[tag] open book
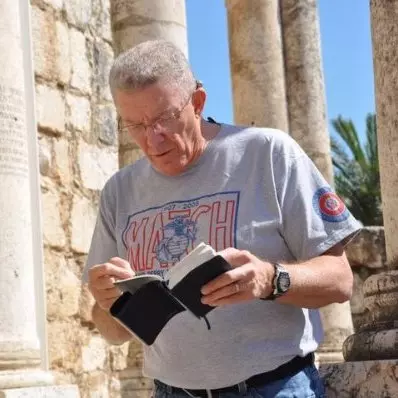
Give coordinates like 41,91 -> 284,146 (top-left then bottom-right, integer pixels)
109,243 -> 231,345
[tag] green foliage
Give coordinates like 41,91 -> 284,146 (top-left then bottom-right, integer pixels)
331,113 -> 383,226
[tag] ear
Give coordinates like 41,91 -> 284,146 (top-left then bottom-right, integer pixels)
192,87 -> 206,117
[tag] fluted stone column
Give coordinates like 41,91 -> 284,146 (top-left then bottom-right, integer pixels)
0,1 -> 78,396
280,0 -> 353,365
320,2 -> 398,396
343,0 -> 398,363
111,0 -> 188,168
225,0 -> 289,131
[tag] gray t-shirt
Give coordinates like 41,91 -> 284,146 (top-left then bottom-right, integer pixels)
84,124 -> 361,389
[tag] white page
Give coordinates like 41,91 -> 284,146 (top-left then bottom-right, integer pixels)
114,274 -> 163,295
166,242 -> 217,289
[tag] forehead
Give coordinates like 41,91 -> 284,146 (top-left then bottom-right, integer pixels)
115,82 -> 184,122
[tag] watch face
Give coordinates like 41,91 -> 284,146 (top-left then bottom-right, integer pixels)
278,272 -> 291,292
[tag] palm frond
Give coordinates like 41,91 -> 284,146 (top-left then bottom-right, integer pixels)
331,113 -> 382,226
332,116 -> 368,172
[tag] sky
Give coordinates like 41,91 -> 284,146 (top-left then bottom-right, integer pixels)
185,0 -> 375,142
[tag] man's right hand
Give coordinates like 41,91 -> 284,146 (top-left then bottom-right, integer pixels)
88,257 -> 135,311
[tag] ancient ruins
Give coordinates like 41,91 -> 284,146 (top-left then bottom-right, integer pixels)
0,1 -> 396,397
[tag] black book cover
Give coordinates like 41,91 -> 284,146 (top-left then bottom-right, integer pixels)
110,243 -> 231,345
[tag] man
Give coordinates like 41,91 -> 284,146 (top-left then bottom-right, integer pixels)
84,40 -> 361,398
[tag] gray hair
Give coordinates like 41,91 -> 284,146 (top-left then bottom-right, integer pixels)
109,40 -> 197,102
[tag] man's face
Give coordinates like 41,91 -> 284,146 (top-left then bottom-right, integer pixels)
115,82 -> 204,176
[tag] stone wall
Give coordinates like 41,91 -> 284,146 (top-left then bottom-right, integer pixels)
31,0 -> 148,396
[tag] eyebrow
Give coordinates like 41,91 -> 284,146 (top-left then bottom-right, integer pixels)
124,106 -> 177,126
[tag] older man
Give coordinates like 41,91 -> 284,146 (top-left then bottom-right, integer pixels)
84,40 -> 361,398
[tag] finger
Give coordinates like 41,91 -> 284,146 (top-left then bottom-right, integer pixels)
201,266 -> 248,295
89,263 -> 133,281
92,275 -> 116,290
99,296 -> 121,311
94,286 -> 121,300
202,281 -> 252,305
207,290 -> 253,307
109,257 -> 134,271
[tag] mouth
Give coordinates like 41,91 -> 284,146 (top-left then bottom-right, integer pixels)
152,149 -> 173,158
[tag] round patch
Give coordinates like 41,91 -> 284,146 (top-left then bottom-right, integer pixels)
312,187 -> 349,222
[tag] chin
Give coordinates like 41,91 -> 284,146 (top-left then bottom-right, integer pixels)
152,160 -> 187,177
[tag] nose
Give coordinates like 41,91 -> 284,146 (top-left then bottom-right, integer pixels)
146,124 -> 166,148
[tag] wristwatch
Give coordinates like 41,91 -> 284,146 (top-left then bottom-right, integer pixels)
264,262 -> 291,300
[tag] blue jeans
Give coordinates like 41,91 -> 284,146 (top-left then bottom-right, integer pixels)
153,364 -> 326,398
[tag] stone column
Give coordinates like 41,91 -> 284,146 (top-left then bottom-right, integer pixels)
110,0 -> 188,168
225,0 -> 289,131
280,0 -> 353,364
0,1 -> 78,396
320,1 -> 398,396
343,0 -> 398,363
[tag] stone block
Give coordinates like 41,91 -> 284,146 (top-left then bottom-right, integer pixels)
79,284 -> 95,324
0,385 -> 80,398
31,6 -> 57,81
346,227 -> 386,268
119,371 -> 152,388
38,137 -> 52,177
126,340 -> 144,369
109,344 -> 129,371
42,0 -> 64,10
78,141 -> 118,190
93,40 -> 114,102
36,85 -> 65,133
53,138 -> 71,185
79,372 -> 110,398
94,104 -> 117,145
64,0 -> 92,30
119,147 -> 143,168
45,251 -> 80,319
93,0 -> 113,42
47,319 -> 83,371
82,335 -> 108,372
320,359 -> 398,398
56,21 -> 71,85
66,93 -> 91,132
109,376 -> 121,398
70,29 -> 91,94
41,188 -> 66,248
119,370 -> 153,396
70,194 -> 98,253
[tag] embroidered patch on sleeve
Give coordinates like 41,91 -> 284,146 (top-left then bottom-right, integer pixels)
312,187 -> 349,222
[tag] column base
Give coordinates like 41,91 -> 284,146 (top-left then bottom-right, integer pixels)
0,370 -> 80,397
0,385 -> 80,398
319,359 -> 398,398
343,328 -> 398,361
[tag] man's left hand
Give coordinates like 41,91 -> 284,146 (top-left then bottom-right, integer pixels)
201,248 -> 275,306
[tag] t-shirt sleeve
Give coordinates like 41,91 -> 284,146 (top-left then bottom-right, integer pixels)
82,178 -> 119,283
275,135 -> 362,261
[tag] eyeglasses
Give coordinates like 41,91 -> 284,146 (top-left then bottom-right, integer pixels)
118,91 -> 194,137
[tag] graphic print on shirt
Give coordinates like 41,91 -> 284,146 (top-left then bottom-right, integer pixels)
122,191 -> 240,277
312,186 -> 349,223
